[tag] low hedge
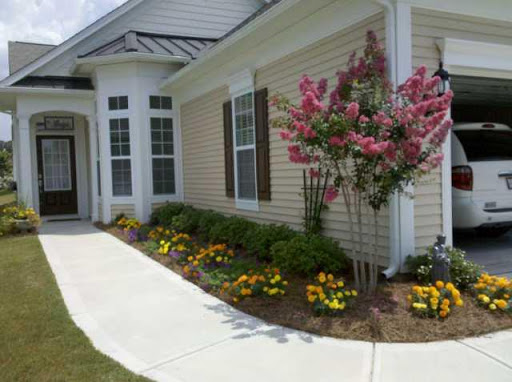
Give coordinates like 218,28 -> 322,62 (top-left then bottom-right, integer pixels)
151,203 -> 348,276
271,235 -> 349,276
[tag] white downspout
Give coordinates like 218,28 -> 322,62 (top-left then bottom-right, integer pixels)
373,0 -> 401,279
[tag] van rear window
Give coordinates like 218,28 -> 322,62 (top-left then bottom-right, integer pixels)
454,130 -> 512,161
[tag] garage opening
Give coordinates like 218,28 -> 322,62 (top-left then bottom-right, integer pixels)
450,75 -> 512,277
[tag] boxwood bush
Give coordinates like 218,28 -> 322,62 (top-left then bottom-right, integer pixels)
243,224 -> 299,261
197,210 -> 227,241
171,206 -> 202,233
150,203 -> 186,226
271,234 -> 348,276
208,216 -> 258,247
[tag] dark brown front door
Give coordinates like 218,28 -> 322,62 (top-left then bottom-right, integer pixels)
36,136 -> 78,215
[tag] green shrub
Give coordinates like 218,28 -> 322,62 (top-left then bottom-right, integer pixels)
150,203 -> 186,226
243,224 -> 298,261
171,206 -> 202,233
271,234 -> 348,276
405,247 -> 482,290
198,211 -> 227,241
137,225 -> 153,241
208,216 -> 258,247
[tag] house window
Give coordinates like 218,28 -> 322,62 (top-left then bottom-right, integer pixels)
233,92 -> 257,203
110,118 -> 132,196
108,96 -> 128,111
149,95 -> 172,110
150,117 -> 175,195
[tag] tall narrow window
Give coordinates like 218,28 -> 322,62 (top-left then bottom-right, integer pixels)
151,117 -> 175,195
110,118 -> 132,196
233,92 -> 257,204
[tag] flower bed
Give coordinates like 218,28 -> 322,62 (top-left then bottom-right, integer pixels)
1,204 -> 41,237
98,203 -> 512,343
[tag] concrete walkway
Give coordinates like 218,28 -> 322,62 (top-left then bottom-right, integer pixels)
39,220 -> 512,382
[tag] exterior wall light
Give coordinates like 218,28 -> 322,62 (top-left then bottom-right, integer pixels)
434,61 -> 451,96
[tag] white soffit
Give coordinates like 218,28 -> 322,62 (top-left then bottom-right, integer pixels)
437,38 -> 512,79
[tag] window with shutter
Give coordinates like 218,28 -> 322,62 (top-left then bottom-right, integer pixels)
223,87 -> 270,208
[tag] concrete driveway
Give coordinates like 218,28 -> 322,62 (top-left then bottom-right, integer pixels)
454,230 -> 512,278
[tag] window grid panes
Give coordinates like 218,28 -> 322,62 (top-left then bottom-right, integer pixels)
151,117 -> 175,195
108,96 -> 128,110
234,93 -> 255,147
233,92 -> 257,202
112,159 -> 132,196
42,139 -> 72,192
109,118 -> 132,196
149,95 -> 173,110
110,119 -> 130,157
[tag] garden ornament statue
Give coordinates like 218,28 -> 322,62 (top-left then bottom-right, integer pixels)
431,234 -> 451,283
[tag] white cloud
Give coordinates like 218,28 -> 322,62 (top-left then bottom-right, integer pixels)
0,0 -> 128,141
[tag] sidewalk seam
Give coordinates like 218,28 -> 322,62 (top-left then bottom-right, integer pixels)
456,340 -> 512,370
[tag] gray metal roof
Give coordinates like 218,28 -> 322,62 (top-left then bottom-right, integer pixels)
78,31 -> 217,60
13,76 -> 94,90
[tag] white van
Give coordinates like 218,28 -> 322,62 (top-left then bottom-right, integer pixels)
451,123 -> 512,236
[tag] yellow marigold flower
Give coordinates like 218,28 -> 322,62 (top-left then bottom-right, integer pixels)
316,286 -> 323,294
345,291 -> 351,296
270,279 -> 276,285
439,310 -> 447,318
455,299 -> 464,307
430,297 -> 439,305
306,285 -> 316,292
442,299 -> 450,306
323,299 -> 330,305
337,281 -> 345,288
483,296 -> 491,304
282,281 -> 288,286
336,292 -> 343,299
496,300 -> 507,310
318,273 -> 326,283
327,274 -> 334,282
446,282 -> 455,291
489,303 -> 497,311
319,293 -> 326,301
351,290 -> 358,297
263,287 -> 269,292
308,295 -> 316,303
435,281 -> 444,289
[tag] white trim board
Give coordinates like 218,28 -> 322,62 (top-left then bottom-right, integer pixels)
0,0 -> 145,87
437,38 -> 512,79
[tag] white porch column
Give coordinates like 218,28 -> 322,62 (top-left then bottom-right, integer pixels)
87,115 -> 99,221
11,116 -> 19,185
17,114 -> 34,208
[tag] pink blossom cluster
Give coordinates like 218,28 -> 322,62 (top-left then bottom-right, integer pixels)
272,30 -> 453,205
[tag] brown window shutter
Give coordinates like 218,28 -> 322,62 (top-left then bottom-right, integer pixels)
254,88 -> 271,201
223,100 -> 235,198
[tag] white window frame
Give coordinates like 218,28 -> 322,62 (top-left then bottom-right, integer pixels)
108,102 -> 133,197
150,115 -> 176,196
231,88 -> 259,211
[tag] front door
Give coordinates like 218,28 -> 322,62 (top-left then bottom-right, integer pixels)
36,136 -> 78,215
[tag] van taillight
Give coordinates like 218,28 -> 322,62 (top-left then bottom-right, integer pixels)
452,166 -> 473,191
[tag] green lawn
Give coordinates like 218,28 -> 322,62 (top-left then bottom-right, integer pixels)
0,189 -> 15,207
0,235 -> 151,382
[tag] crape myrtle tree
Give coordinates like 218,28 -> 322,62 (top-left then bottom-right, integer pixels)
271,31 -> 453,293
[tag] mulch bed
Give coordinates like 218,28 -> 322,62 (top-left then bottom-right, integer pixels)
99,224 -> 512,343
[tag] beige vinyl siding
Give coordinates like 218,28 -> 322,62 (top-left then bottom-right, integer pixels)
182,13 -> 390,265
111,204 -> 135,219
411,8 -> 512,254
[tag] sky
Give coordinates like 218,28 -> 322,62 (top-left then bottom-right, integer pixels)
0,0 -> 128,141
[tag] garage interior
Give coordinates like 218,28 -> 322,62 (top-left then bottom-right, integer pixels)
450,75 -> 512,277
